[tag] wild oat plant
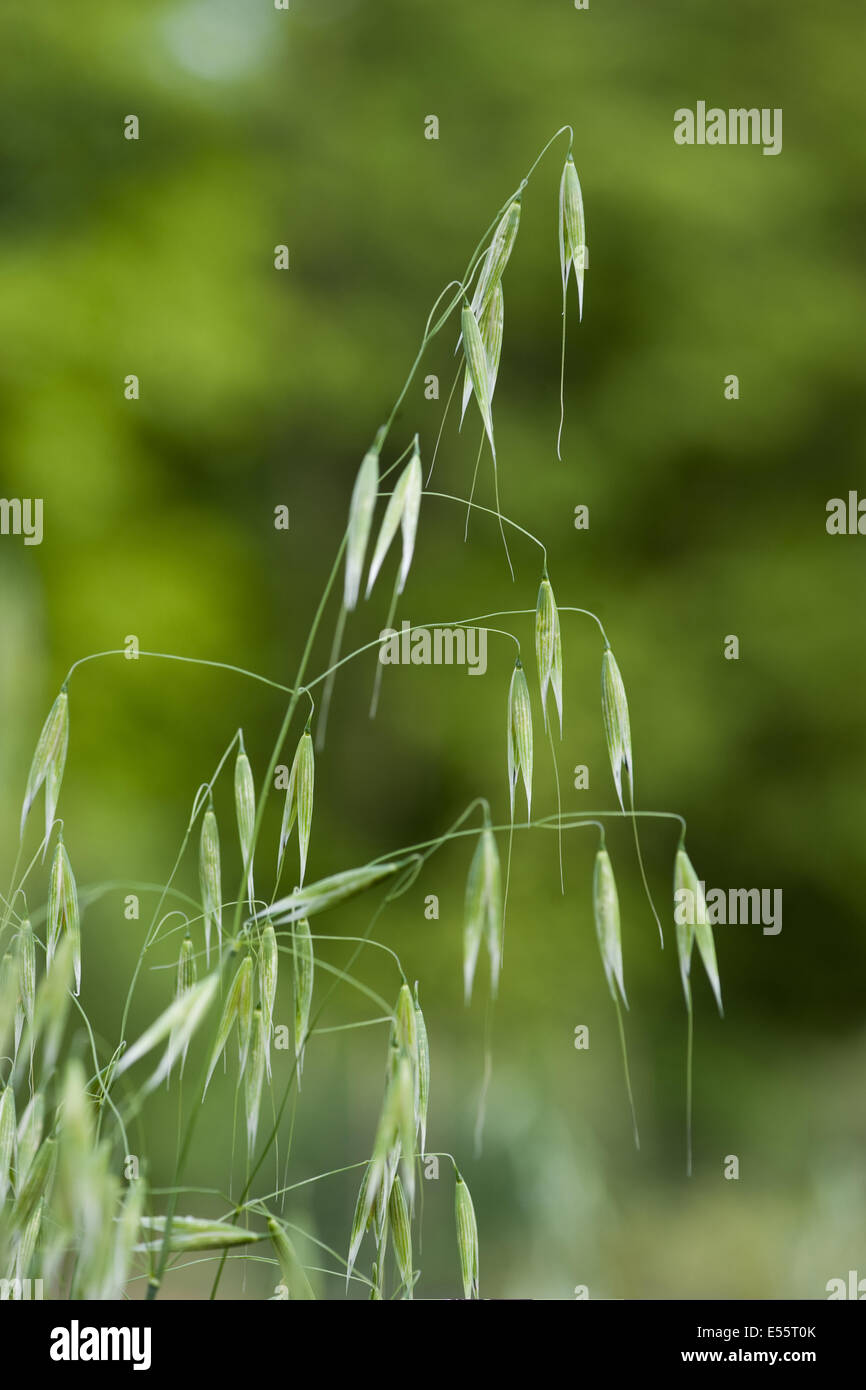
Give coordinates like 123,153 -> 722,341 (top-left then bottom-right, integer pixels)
0,129 -> 722,1301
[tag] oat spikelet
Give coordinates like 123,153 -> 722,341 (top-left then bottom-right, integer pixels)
593,848 -> 628,1008
461,283 -> 504,425
454,1171 -> 479,1299
20,689 -> 68,842
601,648 -> 632,811
260,921 -> 278,1078
463,826 -> 503,1003
277,729 -> 314,886
47,839 -> 80,993
472,198 -> 520,317
203,954 -> 253,1094
366,440 -> 423,598
413,983 -> 430,1156
388,1174 -> 413,1295
244,1006 -> 266,1153
461,301 -> 496,460
0,1085 -> 17,1204
535,577 -> 563,736
136,1216 -> 268,1253
344,445 -> 380,611
267,1217 -> 315,1300
117,974 -> 218,1091
199,807 -> 222,965
507,659 -> 533,818
559,153 -> 587,319
292,917 -> 314,1082
234,745 -> 256,908
674,848 -> 723,1016
256,860 -> 401,927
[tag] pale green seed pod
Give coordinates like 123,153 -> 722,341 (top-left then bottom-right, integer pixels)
292,918 -> 314,1082
535,577 -> 563,736
0,1084 -> 17,1204
57,1059 -> 95,1228
471,198 -> 520,318
414,984 -> 430,1154
20,689 -> 68,841
455,1172 -> 479,1299
268,1217 -> 315,1300
295,731 -> 314,886
47,840 -> 80,992
137,1215 -> 268,1253
0,952 -> 17,1070
462,283 -> 504,425
117,974 -> 218,1092
199,808 -> 222,965
461,302 -> 496,459
176,935 -> 196,998
234,746 -> 256,907
593,848 -> 627,1008
674,848 -> 723,1016
108,1178 -> 146,1297
344,447 -> 380,611
34,934 -> 75,1071
395,1054 -> 416,1209
16,1093 -> 44,1187
601,648 -> 632,811
245,1006 -> 266,1153
14,1198 -> 43,1281
388,1174 -> 413,1294
204,954 -> 253,1093
366,443 -> 423,598
507,660 -> 534,819
347,1157 -> 378,1287
12,1136 -> 57,1231
258,861 -> 402,927
559,153 -> 587,319
463,826 -> 503,1004
260,921 -> 278,1078
18,919 -> 36,1028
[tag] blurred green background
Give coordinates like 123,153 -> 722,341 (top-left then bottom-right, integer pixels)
1,0 -> 865,1299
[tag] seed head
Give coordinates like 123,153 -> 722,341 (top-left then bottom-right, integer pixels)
674,848 -> 723,1015
507,659 -> 534,819
268,1217 -> 315,1300
234,746 -> 256,907
463,826 -> 503,1003
277,729 -> 315,887
601,648 -> 632,811
204,954 -> 253,1094
559,153 -> 587,319
257,860 -> 402,927
344,445 -> 380,611
0,1085 -> 17,1204
593,848 -> 628,1008
535,577 -> 563,736
366,440 -> 423,598
47,839 -> 80,993
461,302 -> 497,460
199,808 -> 222,965
20,689 -> 69,843
292,917 -> 314,1082
471,198 -> 521,317
413,983 -> 430,1156
454,1172 -> 479,1299
388,1174 -> 413,1295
